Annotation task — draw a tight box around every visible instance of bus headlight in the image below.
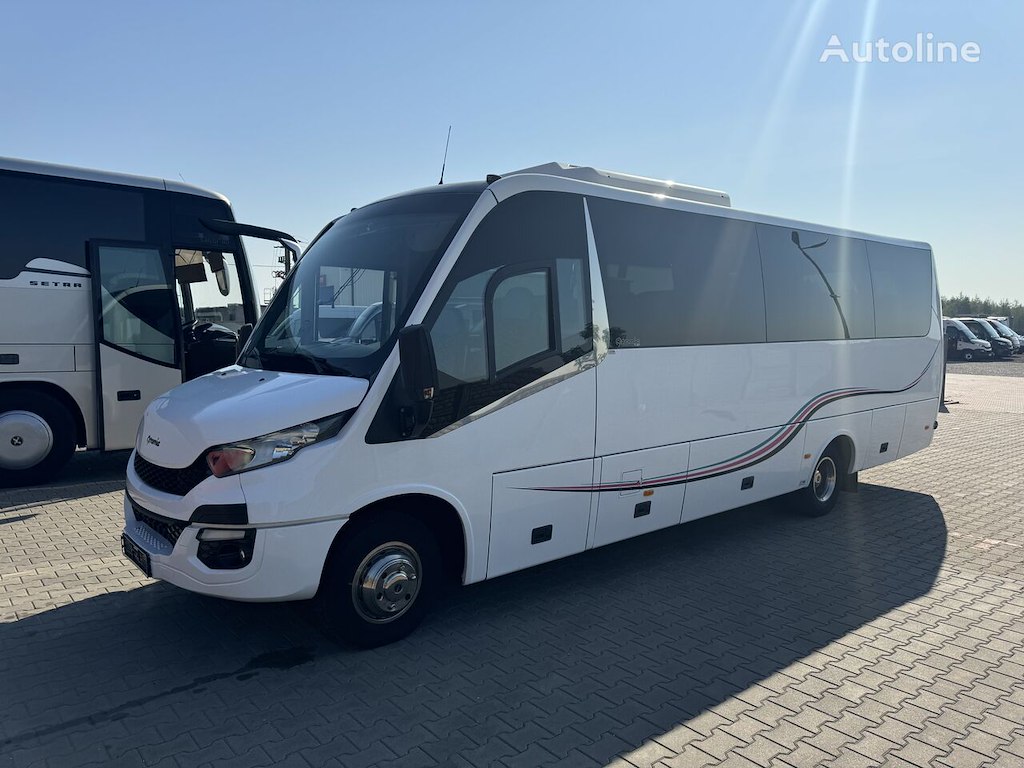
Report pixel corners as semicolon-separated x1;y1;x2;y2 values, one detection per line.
205;411;351;477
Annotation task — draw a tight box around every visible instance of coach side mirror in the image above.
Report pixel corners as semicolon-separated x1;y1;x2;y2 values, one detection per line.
204;251;232;297
215;267;231;297
397;324;438;438
235;323;253;359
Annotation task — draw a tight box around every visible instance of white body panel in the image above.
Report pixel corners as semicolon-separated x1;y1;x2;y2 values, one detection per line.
592;443;689;547
489;458;595;578
0;266;93;347
121;165;943;607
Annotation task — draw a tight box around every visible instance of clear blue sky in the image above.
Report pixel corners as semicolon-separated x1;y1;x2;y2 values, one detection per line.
3;1;1020;302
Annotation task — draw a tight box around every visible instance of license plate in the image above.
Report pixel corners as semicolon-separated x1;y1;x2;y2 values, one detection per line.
122;533;152;577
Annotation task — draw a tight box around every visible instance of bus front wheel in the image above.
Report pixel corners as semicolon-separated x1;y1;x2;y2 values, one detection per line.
797;444;844;517
315;511;441;648
0;391;75;488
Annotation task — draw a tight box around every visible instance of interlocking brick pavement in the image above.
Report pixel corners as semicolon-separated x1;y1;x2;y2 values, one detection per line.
2;372;1024;767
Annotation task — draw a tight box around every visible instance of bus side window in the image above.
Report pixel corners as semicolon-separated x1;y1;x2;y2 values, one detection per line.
430;269;492;385
556;257;589;355
415;192;590;437
491;269;553;373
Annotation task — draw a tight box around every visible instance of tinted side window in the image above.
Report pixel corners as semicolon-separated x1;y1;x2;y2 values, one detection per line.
588;197;765;347
96;245;177;365
557;258;589;354
431;269;492;383
491;270;553;372
418;191;589;437
759;225;874;341
867;242;933;338
0;173;145;278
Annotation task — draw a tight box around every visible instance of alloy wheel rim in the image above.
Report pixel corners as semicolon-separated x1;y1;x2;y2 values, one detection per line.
813;456;837;503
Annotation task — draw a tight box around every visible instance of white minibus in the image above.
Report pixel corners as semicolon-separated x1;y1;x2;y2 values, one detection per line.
122;163;942;647
0;157;297;486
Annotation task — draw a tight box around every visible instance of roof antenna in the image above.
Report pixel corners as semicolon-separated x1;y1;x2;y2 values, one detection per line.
438;125;452;185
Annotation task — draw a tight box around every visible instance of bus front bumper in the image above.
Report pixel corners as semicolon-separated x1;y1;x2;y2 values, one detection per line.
120;491;343;602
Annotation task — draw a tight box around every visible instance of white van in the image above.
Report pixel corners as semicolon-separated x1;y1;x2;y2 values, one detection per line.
122;163;943;647
944;318;992;361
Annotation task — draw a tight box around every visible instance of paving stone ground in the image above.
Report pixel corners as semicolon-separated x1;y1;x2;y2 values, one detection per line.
2;373;1024;767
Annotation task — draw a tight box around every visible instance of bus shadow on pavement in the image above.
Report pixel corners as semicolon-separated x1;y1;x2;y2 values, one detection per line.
0;451;130;510
0;483;945;767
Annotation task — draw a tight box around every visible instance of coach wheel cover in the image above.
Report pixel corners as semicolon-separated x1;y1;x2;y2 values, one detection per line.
0;410;53;470
352;542;422;623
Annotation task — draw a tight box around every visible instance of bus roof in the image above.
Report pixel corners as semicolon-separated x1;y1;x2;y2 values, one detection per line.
491;162;931;251
0;156;229;204
505;162;732;207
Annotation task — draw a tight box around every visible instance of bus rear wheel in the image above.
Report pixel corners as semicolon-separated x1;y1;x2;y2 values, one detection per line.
797;443;844;517
315;512;441;648
0;391;75;488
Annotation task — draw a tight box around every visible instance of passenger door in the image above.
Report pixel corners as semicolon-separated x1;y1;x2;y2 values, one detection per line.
89;242;183;450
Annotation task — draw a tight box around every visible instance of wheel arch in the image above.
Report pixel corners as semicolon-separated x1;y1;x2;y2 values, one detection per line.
828;432;856;476
0;380;87;448
322;491;470;590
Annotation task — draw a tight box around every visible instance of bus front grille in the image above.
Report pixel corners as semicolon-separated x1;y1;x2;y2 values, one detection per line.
130;499;188;546
134;453;211;497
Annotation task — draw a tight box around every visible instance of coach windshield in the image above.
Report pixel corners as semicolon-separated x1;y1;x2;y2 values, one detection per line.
242;188;482;380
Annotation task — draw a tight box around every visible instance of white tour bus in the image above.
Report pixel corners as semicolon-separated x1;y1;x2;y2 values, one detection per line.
122;163;942;647
0;157;297;486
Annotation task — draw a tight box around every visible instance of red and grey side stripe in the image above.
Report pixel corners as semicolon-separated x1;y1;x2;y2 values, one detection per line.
522;350;937;493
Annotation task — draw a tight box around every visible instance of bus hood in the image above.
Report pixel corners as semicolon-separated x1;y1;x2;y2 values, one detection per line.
136;366;370;467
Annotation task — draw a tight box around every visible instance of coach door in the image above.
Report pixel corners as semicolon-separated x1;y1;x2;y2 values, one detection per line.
89;242;183;450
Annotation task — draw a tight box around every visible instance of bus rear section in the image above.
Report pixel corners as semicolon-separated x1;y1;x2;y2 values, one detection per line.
121;165;942;648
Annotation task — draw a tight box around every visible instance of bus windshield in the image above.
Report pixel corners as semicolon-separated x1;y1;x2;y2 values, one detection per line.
243;189;480;379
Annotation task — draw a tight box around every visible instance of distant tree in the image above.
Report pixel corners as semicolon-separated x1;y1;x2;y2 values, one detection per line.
941;294;1024;330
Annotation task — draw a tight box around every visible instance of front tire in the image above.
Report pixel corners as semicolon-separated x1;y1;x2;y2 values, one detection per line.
797;444;844;517
316;512;441;648
0;391;75;488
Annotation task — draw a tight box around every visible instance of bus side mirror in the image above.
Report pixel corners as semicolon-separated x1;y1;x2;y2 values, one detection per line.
397;324;438;438
204;251;232;297
215;267;231;297
235;323;253;359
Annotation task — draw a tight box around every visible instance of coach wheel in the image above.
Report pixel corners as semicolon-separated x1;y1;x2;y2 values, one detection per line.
316;511;440;648
0;391;75;488
797;443;844;517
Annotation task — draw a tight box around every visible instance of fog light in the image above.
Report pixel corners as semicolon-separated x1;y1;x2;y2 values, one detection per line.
197;529;256;569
